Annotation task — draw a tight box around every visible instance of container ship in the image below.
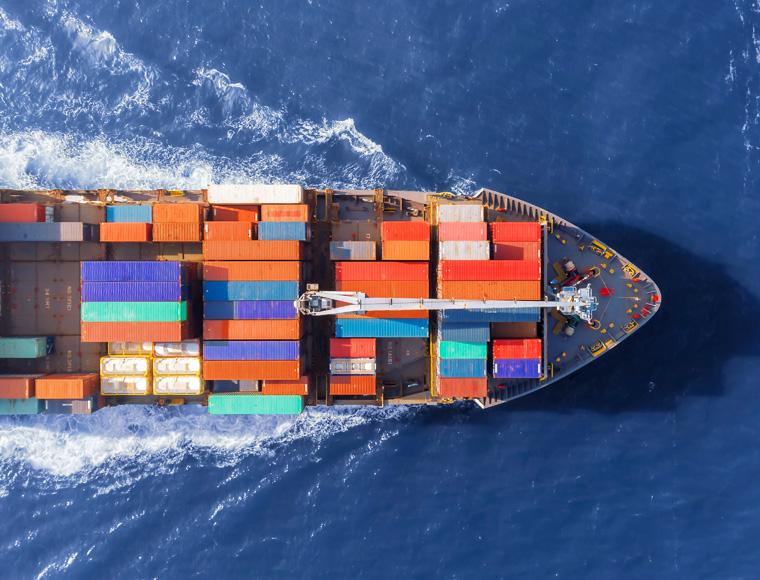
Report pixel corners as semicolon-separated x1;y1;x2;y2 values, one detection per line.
0;185;661;415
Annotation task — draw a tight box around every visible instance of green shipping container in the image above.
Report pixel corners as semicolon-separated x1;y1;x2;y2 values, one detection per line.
0;398;44;415
81;301;188;322
0;337;53;358
438;341;488;359
208;394;304;415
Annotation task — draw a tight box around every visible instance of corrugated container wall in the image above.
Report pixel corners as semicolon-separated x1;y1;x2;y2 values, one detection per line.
329;241;376;261
203;340;300;361
81;261;187;282
437;377;487;398
381;221;430;241
203;241;305;261
207;184;304;205
329;375;376;396
438;359;487;378
0;375;41;398
212;205;260;222
81;301;188;322
100;223;152;242
382;241;430;261
203;319;304;340
438;322;490;342
0;223;98;242
81;321;189;343
203;301;298;320
260;204;310;222
493;241;541;261
203;261;300;281
152;223;202;242
35;374;99;399
258;221;310;241
0;204;49;223
329;338;376;358
106;205;152;223
438;241;490;261
335;262;429;281
438;260;541;281
152;203;203;223
0;399;44;415
437;222;488;241
207;393;304;415
204;222;254;241
493;359;542;379
203;281;299;301
82;282;187;302
335;319;429;338
261;377;309;396
204;360;302;380
439;308;541;323
436;204;484;223
437;281;541;300
438;341;488;359
491;222;542;242
0;337;54;358
492;339;542;359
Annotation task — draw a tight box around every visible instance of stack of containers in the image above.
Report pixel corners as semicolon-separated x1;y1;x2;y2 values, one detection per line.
328;338;377;396
258;204;310;241
492;338;543;379
100;205;152;242
100;345;152;396
152;339;204;396
381;221;429;260
152;203;203;242
0;375;46;415
80;262;196;342
0;204;97;242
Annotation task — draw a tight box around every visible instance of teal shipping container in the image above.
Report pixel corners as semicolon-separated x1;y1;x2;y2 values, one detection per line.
80;301;188;322
0;398;45;414
0;337;54;358
208;394;304;415
438;341;488;359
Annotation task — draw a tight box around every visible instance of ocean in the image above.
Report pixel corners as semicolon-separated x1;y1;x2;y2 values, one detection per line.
0;0;758;577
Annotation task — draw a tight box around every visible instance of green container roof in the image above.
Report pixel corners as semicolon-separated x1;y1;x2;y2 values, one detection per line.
438;341;488;359
81;301;188;322
208;394;304;415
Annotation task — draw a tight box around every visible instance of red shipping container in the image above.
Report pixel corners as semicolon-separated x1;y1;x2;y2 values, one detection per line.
212;205;260;222
493;241;541;261
336;310;428;319
203;241;305;261
152;203;204;223
437;280;541;300
81;321;189;342
152;223;202;242
335;261;429;281
203;261;301;281
437;378;487;398
382;241;430;261
204;221;254;241
336;280;429;298
0;204;47;222
438;260;541;281
382;221;430;241
100;223;152;242
204;360;302;380
329;375;376;396
491;222;542;242
261;376;310;395
0;375;41;399
36;374;99;399
330;338;376;358
203;319;304;340
492;339;542;359
260;204;310;222
437;222;487;241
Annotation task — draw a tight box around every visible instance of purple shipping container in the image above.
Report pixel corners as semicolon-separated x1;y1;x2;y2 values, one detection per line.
81;261;186;282
492;359;542;379
203;341;300;360
82;282;188;302
202;301;298;320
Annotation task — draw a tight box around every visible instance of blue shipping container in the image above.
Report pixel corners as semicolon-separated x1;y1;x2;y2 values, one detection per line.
81;261;186;282
203;281;299;301
493;359;543;379
438;358;488;378
81;282;188;302
0;398;44;415
0;222;98;242
45;395;103;415
106;205;153;223
203;301;298;320
438;321;490;342
203;341;300;361
440;307;540;323
258;221;310;241
335;318;429;338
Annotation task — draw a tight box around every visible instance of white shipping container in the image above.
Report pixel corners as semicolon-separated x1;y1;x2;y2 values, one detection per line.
153;357;202;376
439;241;490;260
207;184;303;205
153;340;201;357
108;342;153;356
436;204;484;223
101;376;151;395
153;376;204;395
100;356;152;376
329;241;377;261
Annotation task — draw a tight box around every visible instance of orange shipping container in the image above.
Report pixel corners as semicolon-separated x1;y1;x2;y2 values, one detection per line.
204;221;254;241
437;378;487;398
212;205;260;222
261;376;310;395
436;280;541;300
81;321;189;342
0;376;40;399
203;261;301;281
152;203;204;223
152;223;203;242
36;374;99;399
100;223;152;242
203;319;304;340
203;241;305;261
493;241;541;261
204;360;302;380
260;204;310;222
329;375;376;396
335;280;429;298
382;240;430;261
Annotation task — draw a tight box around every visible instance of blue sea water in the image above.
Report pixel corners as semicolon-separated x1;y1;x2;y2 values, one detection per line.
0;0;759;577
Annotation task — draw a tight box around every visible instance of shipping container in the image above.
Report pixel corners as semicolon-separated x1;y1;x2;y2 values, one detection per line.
153;340;201;357
45;395;104;415
329;358;376;376
436;204;484;223
81;321;189;343
153;376;204;395
493;359;542;378
438;321;490;342
493;241;541;261
329;241;376;261
381;241;430;261
0;375;43;399
491;221;542;242
36;374;99;399
152;223;203;242
329;375;376;396
212;380;260;393
203;300;298;320
335;261;428;281
437;222;487;242
437;377;487;398
81;261;187;282
329;338;376;358
336;309;428;320
261;376;309;396
203;341;300;361
438;358;487;378
101;376;151;395
381;221;430;241
152;203;204;223
260;204;310;222
82;282;188;302
258;221;310;241
335;318;429;338
211;205;260;222
335;280;429;298
207;184;304;205
208;393;304;415
437;281;541;300
153;357;202;376
100;356;151;376
492;339;543;359
491;321;539;339
0;398;44;415
204;360;302;380
106;204;153;223
203;240;305;261
0;337;54;358
203;319;304;340
203;261;301;281
0;222;98;242
204;221;254;241
100;222;152;242
108;342;153;356
439;308;541;323
438;341;488;359
81;301;188;322
0;203;49;223
438;260;541;281
438;241;490;261
203;281;299;301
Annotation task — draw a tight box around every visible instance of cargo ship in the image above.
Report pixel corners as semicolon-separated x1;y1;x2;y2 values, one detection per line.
0;185;661;415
